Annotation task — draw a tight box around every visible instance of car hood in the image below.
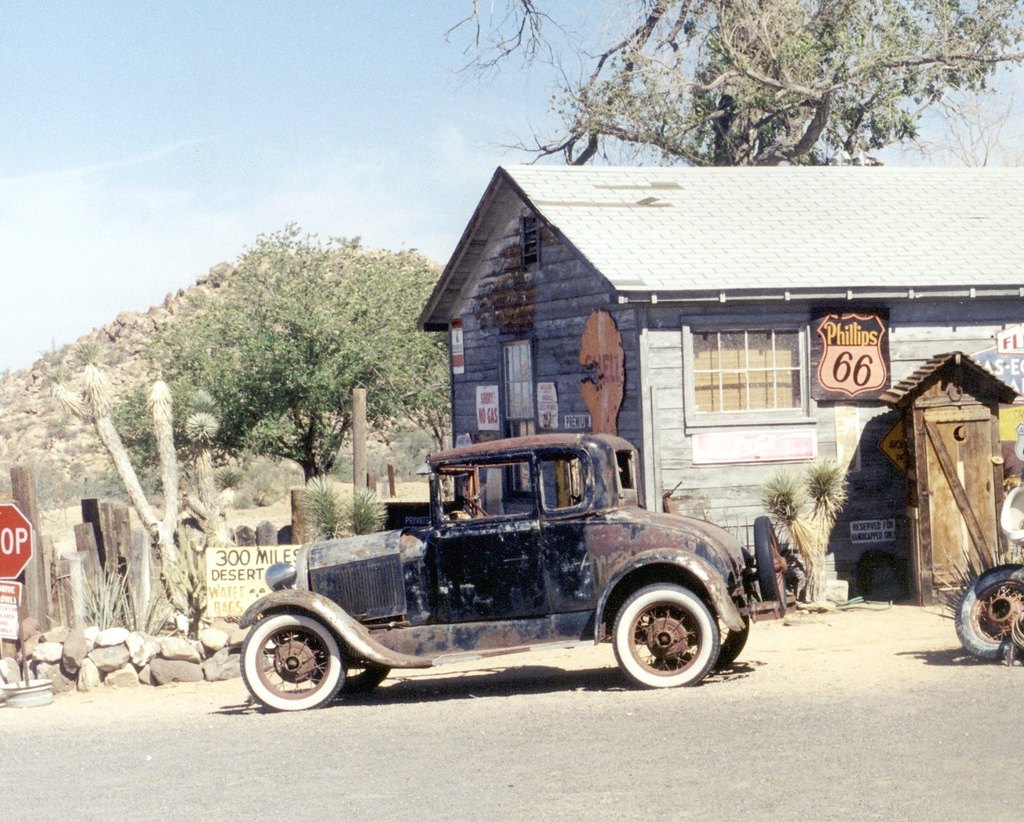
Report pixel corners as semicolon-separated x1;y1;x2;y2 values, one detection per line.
298;528;428;585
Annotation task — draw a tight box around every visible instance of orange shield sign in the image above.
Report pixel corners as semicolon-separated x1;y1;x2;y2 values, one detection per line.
813;313;889;399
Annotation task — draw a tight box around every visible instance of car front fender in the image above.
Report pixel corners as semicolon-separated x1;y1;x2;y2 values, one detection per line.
238;589;431;670
594;549;745;641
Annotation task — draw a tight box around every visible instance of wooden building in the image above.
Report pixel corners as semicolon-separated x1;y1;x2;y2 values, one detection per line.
419;166;1024;600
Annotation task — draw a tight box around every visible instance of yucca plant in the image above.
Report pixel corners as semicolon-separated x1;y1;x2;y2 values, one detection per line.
304;477;347;539
762;459;848;603
347;487;386;535
124;582;175;636
76;569;128;630
168;528;208;638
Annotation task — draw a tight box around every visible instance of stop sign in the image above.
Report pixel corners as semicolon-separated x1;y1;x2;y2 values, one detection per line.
0;504;34;579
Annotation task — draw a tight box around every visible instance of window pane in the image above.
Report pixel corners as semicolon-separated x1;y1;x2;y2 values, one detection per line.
691;329;802;413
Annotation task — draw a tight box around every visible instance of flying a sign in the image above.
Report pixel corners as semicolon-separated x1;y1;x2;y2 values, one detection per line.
811;310;891;401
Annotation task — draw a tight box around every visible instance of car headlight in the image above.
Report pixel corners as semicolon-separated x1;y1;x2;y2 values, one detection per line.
265;562;297;591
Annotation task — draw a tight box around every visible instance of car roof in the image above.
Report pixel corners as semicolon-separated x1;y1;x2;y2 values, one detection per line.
427;433;636;467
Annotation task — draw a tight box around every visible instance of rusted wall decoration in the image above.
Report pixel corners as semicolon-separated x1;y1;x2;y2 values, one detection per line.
579;310;624;435
811;310;890;400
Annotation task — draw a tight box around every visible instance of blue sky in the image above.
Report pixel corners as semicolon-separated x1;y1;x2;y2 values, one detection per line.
0;2;579;373
1;2;1021;374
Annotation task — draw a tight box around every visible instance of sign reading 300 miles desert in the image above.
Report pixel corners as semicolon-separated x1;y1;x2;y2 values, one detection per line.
811;311;890;400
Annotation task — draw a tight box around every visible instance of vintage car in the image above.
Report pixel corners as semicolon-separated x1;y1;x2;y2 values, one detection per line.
239;433;788;711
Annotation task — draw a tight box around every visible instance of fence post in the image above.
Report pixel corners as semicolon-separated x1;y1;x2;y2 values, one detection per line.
353;388;367;491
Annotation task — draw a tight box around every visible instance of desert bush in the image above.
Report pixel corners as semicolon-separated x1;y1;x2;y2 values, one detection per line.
304;477;346;540
77;569;128;631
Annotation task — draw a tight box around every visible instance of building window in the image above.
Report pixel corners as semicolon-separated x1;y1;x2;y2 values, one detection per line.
503;340;535;489
691;329;803;413
503;340;535;425
521;217;540;267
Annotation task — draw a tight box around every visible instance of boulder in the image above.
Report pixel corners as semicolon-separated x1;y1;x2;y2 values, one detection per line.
138;664;154;686
199;628;229;654
87;645;131;674
95;627;130;647
160;636;202;664
149;658;203;685
202;648;241;682
31;642;64;664
77;658;100;692
32;661;75;694
0;656;20;684
235;525;256;546
127;632;159;668
104;664;140;688
84;626;100;644
41;626;70;644
255;521;278;545
228;626;250;647
62;629;90;674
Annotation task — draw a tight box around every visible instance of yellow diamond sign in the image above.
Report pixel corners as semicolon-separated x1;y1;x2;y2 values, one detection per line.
879;419;906;474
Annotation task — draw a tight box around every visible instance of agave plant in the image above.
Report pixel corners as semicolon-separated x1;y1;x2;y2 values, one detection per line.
76;569;128;630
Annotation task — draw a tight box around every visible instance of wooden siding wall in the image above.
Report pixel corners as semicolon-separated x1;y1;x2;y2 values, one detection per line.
449;208;646;464
643;297;1022;580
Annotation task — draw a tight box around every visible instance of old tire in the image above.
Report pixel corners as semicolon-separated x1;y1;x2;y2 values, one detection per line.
613;584;720;688
715;616;750;670
955;565;1024;661
241;613;345;711
753;516;786;615
342;661;391;695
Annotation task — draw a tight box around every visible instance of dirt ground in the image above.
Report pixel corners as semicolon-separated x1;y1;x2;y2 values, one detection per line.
1;603;973;722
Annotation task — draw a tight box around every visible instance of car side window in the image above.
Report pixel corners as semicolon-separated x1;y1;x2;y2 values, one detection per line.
539;453;585;512
440;462;534;520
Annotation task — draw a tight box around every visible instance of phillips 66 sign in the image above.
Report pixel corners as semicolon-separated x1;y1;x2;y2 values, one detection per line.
811;310;891;401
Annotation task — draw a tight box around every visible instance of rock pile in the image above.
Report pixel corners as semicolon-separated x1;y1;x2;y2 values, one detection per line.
0;619;247;696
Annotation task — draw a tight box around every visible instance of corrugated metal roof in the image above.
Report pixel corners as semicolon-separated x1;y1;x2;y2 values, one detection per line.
503;164;1024;293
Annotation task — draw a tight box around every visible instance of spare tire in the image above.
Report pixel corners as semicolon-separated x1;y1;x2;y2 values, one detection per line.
753;516;786;616
955;564;1024;661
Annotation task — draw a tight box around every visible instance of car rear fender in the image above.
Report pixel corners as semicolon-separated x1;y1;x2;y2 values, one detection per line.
594;550;745;641
238;589;431;670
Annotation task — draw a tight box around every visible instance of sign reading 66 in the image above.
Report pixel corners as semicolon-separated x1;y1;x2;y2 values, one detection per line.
811;312;891;400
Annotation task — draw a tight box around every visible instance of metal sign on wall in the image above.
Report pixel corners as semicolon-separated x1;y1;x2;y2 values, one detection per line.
811;309;890;401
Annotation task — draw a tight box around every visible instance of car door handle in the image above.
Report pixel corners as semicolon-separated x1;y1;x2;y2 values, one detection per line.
503;555;529;563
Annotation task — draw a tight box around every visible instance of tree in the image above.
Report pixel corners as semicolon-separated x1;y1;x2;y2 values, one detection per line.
454;0;1024;165
154;226;450;480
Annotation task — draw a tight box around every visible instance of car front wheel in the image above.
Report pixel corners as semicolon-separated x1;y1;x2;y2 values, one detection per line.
612;584;720;688
241;612;345;711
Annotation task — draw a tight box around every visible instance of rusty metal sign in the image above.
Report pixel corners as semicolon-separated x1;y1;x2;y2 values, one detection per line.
812;311;890;400
579;310;624;435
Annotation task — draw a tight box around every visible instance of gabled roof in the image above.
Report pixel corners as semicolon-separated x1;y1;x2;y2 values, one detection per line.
420;165;1024;329
880;351;1018;408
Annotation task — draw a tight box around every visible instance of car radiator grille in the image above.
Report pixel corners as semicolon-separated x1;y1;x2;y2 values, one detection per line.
310;553;407;621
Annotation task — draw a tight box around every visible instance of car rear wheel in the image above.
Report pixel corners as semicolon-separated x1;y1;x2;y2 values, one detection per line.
342;661;391;695
612;584;720;688
715;616;750;669
241;612;345;711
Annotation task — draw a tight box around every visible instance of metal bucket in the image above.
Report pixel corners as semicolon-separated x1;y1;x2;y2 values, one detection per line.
1;678;54;708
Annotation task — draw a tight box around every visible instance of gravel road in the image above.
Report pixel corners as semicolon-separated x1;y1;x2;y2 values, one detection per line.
3;605;1021;821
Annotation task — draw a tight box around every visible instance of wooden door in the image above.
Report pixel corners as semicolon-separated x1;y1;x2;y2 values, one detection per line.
920;406;999;596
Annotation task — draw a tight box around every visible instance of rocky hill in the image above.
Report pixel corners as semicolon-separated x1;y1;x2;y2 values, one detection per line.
0;262;233;506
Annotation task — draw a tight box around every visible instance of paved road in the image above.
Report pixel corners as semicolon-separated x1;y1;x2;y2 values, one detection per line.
3;609;1022;821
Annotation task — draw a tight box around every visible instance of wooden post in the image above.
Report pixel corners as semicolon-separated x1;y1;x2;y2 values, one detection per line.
387;464;397;499
57;554;86;629
129;528;151;606
74;523;102;579
353;388;367;491
10;466;49;626
291;488;312;545
81;498;105;568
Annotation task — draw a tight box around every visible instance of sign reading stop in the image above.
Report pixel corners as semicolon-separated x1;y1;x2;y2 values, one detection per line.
0;504;34;580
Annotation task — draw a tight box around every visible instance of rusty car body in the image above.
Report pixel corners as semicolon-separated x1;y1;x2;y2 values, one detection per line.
239;433;788;711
